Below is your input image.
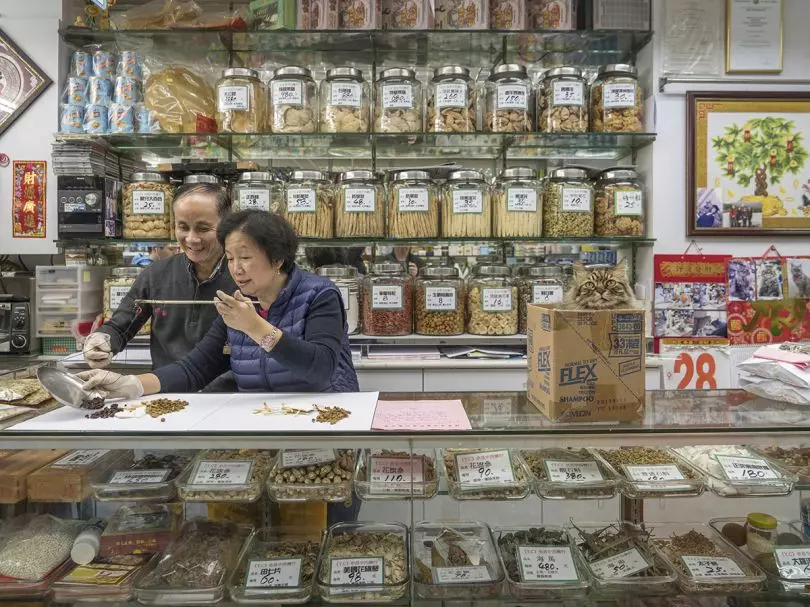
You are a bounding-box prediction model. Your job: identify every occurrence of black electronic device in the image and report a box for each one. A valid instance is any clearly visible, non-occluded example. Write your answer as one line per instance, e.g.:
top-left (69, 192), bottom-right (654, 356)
top-left (57, 175), bottom-right (123, 238)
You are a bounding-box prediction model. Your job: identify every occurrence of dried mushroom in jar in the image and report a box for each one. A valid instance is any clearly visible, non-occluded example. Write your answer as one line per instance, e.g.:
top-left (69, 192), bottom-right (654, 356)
top-left (591, 64), bottom-right (644, 133)
top-left (269, 66), bottom-right (317, 133)
top-left (427, 65), bottom-right (476, 133)
top-left (539, 67), bottom-right (588, 133)
top-left (123, 172), bottom-right (174, 239)
top-left (375, 67), bottom-right (422, 133)
top-left (216, 68), bottom-right (264, 134)
top-left (320, 67), bottom-right (369, 133)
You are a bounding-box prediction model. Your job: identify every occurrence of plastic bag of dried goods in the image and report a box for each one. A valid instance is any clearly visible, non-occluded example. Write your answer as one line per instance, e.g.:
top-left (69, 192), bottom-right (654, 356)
top-left (739, 371), bottom-right (810, 406)
top-left (0, 515), bottom-right (84, 580)
top-left (737, 343), bottom-right (810, 389)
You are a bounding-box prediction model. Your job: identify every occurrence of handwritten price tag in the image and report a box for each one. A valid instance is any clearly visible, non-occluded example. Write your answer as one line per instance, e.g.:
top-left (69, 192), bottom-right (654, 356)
top-left (281, 449), bottom-right (335, 468)
top-left (370, 456), bottom-right (424, 495)
top-left (545, 460), bottom-right (604, 483)
top-left (109, 469), bottom-right (170, 485)
top-left (518, 546), bottom-right (579, 581)
top-left (246, 558), bottom-right (302, 588)
top-left (590, 548), bottom-right (649, 579)
top-left (330, 557), bottom-right (384, 586)
top-left (623, 464), bottom-right (685, 483)
top-left (715, 455), bottom-right (778, 481)
top-left (434, 566), bottom-right (491, 583)
top-left (681, 556), bottom-right (745, 578)
top-left (191, 460), bottom-right (253, 486)
top-left (774, 548), bottom-right (810, 579)
top-left (455, 449), bottom-right (514, 487)
top-left (53, 449), bottom-right (110, 468)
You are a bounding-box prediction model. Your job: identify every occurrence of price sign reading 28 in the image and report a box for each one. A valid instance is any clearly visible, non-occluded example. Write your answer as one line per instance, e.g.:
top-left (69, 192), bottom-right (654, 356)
top-left (672, 352), bottom-right (718, 389)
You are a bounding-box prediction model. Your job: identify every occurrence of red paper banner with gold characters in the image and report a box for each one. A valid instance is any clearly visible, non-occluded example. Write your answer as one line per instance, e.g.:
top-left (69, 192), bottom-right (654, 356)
top-left (12, 161), bottom-right (46, 238)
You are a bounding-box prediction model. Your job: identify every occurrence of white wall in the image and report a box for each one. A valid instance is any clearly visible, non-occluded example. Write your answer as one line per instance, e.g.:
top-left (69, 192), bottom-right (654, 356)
top-left (0, 1), bottom-right (61, 255)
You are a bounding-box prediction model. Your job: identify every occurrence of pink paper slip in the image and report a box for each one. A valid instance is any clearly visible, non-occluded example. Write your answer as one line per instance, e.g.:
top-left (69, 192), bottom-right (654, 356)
top-left (753, 347), bottom-right (810, 369)
top-left (372, 400), bottom-right (472, 431)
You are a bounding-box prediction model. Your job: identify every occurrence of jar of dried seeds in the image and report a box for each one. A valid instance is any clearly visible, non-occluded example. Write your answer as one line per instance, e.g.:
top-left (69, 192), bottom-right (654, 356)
top-left (415, 266), bottom-right (465, 336)
top-left (427, 65), bottom-right (476, 133)
top-left (232, 171), bottom-right (283, 213)
top-left (283, 170), bottom-right (334, 239)
top-left (492, 166), bottom-right (542, 237)
top-left (441, 169), bottom-right (492, 238)
top-left (594, 167), bottom-right (644, 236)
top-left (543, 167), bottom-right (594, 237)
top-left (467, 264), bottom-right (518, 335)
top-left (591, 64), bottom-right (644, 133)
top-left (362, 262), bottom-right (413, 336)
top-left (540, 66), bottom-right (588, 133)
top-left (374, 68), bottom-right (422, 133)
top-left (269, 66), bottom-right (318, 133)
top-left (123, 172), bottom-right (174, 239)
top-left (518, 264), bottom-right (564, 333)
top-left (387, 170), bottom-right (439, 239)
top-left (320, 67), bottom-right (369, 133)
top-left (486, 64), bottom-right (532, 132)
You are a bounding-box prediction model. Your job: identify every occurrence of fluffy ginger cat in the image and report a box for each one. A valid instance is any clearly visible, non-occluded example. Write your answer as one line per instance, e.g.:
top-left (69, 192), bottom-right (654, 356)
top-left (563, 260), bottom-right (639, 310)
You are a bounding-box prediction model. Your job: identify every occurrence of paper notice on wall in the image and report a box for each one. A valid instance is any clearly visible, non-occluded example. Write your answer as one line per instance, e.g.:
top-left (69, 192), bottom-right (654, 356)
top-left (662, 0), bottom-right (723, 75)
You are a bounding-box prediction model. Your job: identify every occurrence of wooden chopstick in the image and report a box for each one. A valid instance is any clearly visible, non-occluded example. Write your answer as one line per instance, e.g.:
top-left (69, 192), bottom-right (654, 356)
top-left (134, 299), bottom-right (262, 305)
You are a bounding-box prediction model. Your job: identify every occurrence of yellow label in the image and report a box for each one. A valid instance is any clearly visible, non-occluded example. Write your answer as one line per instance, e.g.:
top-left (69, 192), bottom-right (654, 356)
top-left (62, 563), bottom-right (137, 586)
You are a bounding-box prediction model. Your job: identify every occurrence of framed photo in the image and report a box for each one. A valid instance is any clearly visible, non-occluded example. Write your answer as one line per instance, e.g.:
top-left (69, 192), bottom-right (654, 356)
top-left (687, 91), bottom-right (810, 236)
top-left (725, 0), bottom-right (783, 74)
top-left (0, 28), bottom-right (52, 138)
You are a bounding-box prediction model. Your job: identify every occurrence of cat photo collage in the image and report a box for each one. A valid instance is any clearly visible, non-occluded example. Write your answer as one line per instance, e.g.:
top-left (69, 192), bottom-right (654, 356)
top-left (726, 257), bottom-right (810, 302)
top-left (654, 282), bottom-right (727, 338)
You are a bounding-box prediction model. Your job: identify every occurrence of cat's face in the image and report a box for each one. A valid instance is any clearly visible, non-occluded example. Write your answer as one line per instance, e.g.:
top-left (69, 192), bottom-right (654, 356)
top-left (568, 261), bottom-right (636, 310)
top-left (792, 263), bottom-right (804, 279)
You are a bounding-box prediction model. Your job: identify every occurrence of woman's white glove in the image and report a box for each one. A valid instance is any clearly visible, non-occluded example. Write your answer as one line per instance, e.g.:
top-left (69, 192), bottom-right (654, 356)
top-left (77, 370), bottom-right (144, 400)
top-left (82, 333), bottom-right (113, 369)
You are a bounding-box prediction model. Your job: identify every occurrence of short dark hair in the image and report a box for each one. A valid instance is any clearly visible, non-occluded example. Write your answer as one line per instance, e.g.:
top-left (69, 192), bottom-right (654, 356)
top-left (174, 183), bottom-right (232, 217)
top-left (217, 210), bottom-right (299, 273)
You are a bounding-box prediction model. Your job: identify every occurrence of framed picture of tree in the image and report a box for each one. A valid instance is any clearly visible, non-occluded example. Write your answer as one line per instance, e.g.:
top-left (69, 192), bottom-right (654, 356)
top-left (687, 91), bottom-right (810, 236)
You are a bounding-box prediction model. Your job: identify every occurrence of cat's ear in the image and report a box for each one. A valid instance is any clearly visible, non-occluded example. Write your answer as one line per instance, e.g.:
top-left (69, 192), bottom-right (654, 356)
top-left (613, 258), bottom-right (629, 280)
top-left (572, 262), bottom-right (588, 281)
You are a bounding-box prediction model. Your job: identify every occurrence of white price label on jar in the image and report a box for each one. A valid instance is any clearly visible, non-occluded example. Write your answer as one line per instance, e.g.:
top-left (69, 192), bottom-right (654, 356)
top-left (281, 449), bottom-right (335, 468)
top-left (397, 188), bottom-right (429, 212)
top-left (452, 190), bottom-right (483, 214)
top-left (602, 83), bottom-right (636, 109)
top-left (532, 285), bottom-right (563, 304)
top-left (330, 557), bottom-right (384, 585)
top-left (218, 85), bottom-right (250, 111)
top-left (382, 84), bottom-right (413, 109)
top-left (483, 398), bottom-right (513, 416)
top-left (614, 190), bottom-right (643, 216)
top-left (774, 548), bottom-right (810, 578)
top-left (338, 287), bottom-right (350, 311)
top-left (246, 558), bottom-right (302, 588)
top-left (436, 83), bottom-right (467, 108)
top-left (507, 187), bottom-right (537, 212)
top-left (590, 548), bottom-right (649, 579)
top-left (624, 464), bottom-right (685, 483)
top-left (518, 546), bottom-right (579, 581)
top-left (330, 82), bottom-right (362, 108)
top-left (272, 80), bottom-right (303, 105)
top-left (545, 460), bottom-right (604, 483)
top-left (482, 288), bottom-right (512, 311)
top-left (109, 469), bottom-right (170, 484)
top-left (561, 187), bottom-right (592, 212)
top-left (238, 189), bottom-right (271, 211)
top-left (53, 449), bottom-right (110, 468)
top-left (434, 566), bottom-right (491, 583)
top-left (455, 449), bottom-right (515, 486)
top-left (370, 456), bottom-right (424, 495)
top-left (552, 81), bottom-right (584, 106)
top-left (497, 84), bottom-right (528, 110)
top-left (425, 287), bottom-right (456, 311)
top-left (715, 455), bottom-right (778, 481)
top-left (286, 188), bottom-right (316, 212)
top-left (681, 556), bottom-right (745, 578)
top-left (372, 285), bottom-right (403, 309)
top-left (109, 285), bottom-right (130, 310)
top-left (132, 190), bottom-right (166, 215)
top-left (191, 460), bottom-right (253, 485)
top-left (344, 187), bottom-right (375, 212)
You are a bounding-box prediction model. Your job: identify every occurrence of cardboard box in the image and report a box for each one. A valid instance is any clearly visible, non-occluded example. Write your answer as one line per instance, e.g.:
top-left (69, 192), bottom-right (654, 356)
top-left (526, 304), bottom-right (645, 423)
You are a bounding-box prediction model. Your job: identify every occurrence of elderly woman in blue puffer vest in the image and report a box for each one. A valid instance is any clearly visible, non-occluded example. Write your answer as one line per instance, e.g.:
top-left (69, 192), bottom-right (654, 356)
top-left (78, 210), bottom-right (359, 397)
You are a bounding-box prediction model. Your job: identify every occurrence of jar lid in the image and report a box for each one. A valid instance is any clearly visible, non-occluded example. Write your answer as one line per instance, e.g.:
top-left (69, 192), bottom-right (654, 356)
top-left (548, 167), bottom-right (589, 181)
top-left (597, 168), bottom-right (638, 182)
top-left (238, 171), bottom-right (274, 183)
top-left (527, 264), bottom-right (563, 278)
top-left (422, 265), bottom-right (459, 278)
top-left (371, 262), bottom-right (405, 274)
top-left (546, 66), bottom-right (583, 79)
top-left (475, 264), bottom-right (511, 277)
top-left (223, 67), bottom-right (259, 79)
top-left (501, 166), bottom-right (536, 180)
top-left (380, 67), bottom-right (415, 80)
top-left (291, 170), bottom-right (327, 181)
top-left (600, 63), bottom-right (638, 77)
top-left (489, 63), bottom-right (527, 80)
top-left (131, 172), bottom-right (166, 183)
top-left (448, 169), bottom-right (485, 182)
top-left (339, 170), bottom-right (375, 182)
top-left (316, 264), bottom-right (357, 278)
top-left (184, 174), bottom-right (220, 185)
top-left (274, 66), bottom-right (312, 78)
top-left (111, 267), bottom-right (141, 278)
top-left (433, 65), bottom-right (470, 80)
top-left (392, 170), bottom-right (430, 182)
top-left (747, 512), bottom-right (777, 530)
top-left (326, 67), bottom-right (364, 81)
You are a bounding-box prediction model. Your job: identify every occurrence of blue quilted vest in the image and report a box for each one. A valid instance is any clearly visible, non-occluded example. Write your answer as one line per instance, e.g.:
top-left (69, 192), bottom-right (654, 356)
top-left (227, 266), bottom-right (359, 393)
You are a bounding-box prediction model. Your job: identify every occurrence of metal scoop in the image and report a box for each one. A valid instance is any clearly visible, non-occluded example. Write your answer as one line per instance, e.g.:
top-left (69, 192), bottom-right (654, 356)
top-left (36, 366), bottom-right (104, 409)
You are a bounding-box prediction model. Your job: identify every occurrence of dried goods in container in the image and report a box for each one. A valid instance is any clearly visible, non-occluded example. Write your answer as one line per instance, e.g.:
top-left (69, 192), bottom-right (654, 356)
top-left (0, 515), bottom-right (84, 582)
top-left (354, 449), bottom-right (438, 499)
top-left (486, 64), bottom-right (533, 132)
top-left (441, 447), bottom-right (530, 499)
top-left (317, 265), bottom-right (361, 335)
top-left (232, 171), bottom-right (283, 213)
top-left (490, 0), bottom-right (528, 29)
top-left (539, 66), bottom-right (588, 133)
top-left (177, 449), bottom-right (273, 503)
top-left (93, 451), bottom-right (195, 502)
top-left (374, 68), bottom-right (422, 133)
top-left (467, 264), bottom-right (518, 336)
top-left (543, 166), bottom-right (594, 237)
top-left (269, 66), bottom-right (317, 133)
top-left (123, 172), bottom-right (174, 239)
top-left (415, 266), bottom-right (465, 336)
top-left (267, 449), bottom-right (355, 502)
top-left (27, 449), bottom-right (127, 503)
top-left (320, 67), bottom-right (369, 133)
top-left (335, 170), bottom-right (385, 237)
top-left (427, 65), bottom-right (476, 133)
top-left (100, 504), bottom-right (179, 557)
top-left (435, 0), bottom-right (489, 29)
top-left (216, 68), bottom-right (264, 133)
top-left (521, 447), bottom-right (618, 500)
top-left (594, 446), bottom-right (705, 499)
top-left (283, 170), bottom-right (335, 238)
top-left (594, 167), bottom-right (645, 236)
top-left (340, 0), bottom-right (383, 28)
top-left (104, 267), bottom-right (151, 336)
top-left (362, 262), bottom-right (413, 336)
top-left (529, 0), bottom-right (577, 29)
top-left (387, 170), bottom-right (439, 238)
top-left (492, 166), bottom-right (542, 237)
top-left (383, 0), bottom-right (432, 28)
top-left (517, 264), bottom-right (564, 333)
top-left (591, 64), bottom-right (644, 133)
top-left (441, 169), bottom-right (492, 237)
top-left (751, 445), bottom-right (810, 484)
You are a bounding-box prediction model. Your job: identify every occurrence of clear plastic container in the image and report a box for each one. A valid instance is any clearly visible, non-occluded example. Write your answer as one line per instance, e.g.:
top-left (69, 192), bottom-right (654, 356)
top-left (441, 169), bottom-right (492, 238)
top-left (543, 166), bottom-right (594, 237)
top-left (316, 265), bottom-right (360, 335)
top-left (414, 266), bottom-right (465, 336)
top-left (387, 170), bottom-right (439, 239)
top-left (283, 170), bottom-right (334, 239)
top-left (486, 64), bottom-right (532, 133)
top-left (539, 66), bottom-right (589, 133)
top-left (176, 450), bottom-right (273, 503)
top-left (412, 521), bottom-right (504, 599)
top-left (100, 504), bottom-right (180, 557)
top-left (594, 167), bottom-right (645, 236)
top-left (266, 449), bottom-right (354, 503)
top-left (269, 66), bottom-right (317, 133)
top-left (52, 553), bottom-right (157, 603)
top-left (466, 264), bottom-right (518, 336)
top-left (354, 449), bottom-right (438, 500)
top-left (92, 450), bottom-right (196, 502)
top-left (123, 172), bottom-right (174, 239)
top-left (592, 447), bottom-right (706, 499)
top-left (521, 447), bottom-right (619, 501)
top-left (374, 67), bottom-right (422, 133)
top-left (217, 67), bottom-right (264, 133)
top-left (439, 448), bottom-right (531, 500)
top-left (591, 63), bottom-right (644, 133)
top-left (518, 264), bottom-right (564, 334)
top-left (232, 171), bottom-right (283, 213)
top-left (362, 262), bottom-right (413, 336)
top-left (750, 445), bottom-right (810, 485)
top-left (427, 65), bottom-right (476, 133)
top-left (494, 526), bottom-right (591, 599)
top-left (492, 166), bottom-right (543, 237)
top-left (316, 522), bottom-right (409, 602)
top-left (335, 170), bottom-right (385, 238)
top-left (320, 67), bottom-right (369, 133)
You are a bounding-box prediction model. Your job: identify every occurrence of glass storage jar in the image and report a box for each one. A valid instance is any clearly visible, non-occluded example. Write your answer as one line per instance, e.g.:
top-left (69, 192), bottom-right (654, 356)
top-left (543, 167), bottom-right (594, 237)
top-left (320, 67), bottom-right (369, 133)
top-left (232, 171), bottom-right (283, 213)
top-left (103, 267), bottom-right (152, 336)
top-left (269, 66), bottom-right (317, 133)
top-left (486, 64), bottom-right (532, 133)
top-left (518, 264), bottom-right (564, 333)
top-left (415, 266), bottom-right (465, 336)
top-left (283, 170), bottom-right (334, 239)
top-left (441, 169), bottom-right (491, 238)
top-left (374, 68), bottom-right (422, 133)
top-left (216, 67), bottom-right (263, 133)
top-left (492, 166), bottom-right (542, 237)
top-left (317, 265), bottom-right (361, 335)
top-left (594, 167), bottom-right (644, 236)
top-left (539, 66), bottom-right (588, 133)
top-left (335, 170), bottom-right (385, 238)
top-left (746, 512), bottom-right (777, 557)
top-left (591, 64), bottom-right (644, 133)
top-left (123, 172), bottom-right (174, 239)
top-left (427, 65), bottom-right (476, 133)
top-left (387, 170), bottom-right (439, 239)
top-left (362, 262), bottom-right (413, 336)
top-left (467, 264), bottom-right (518, 336)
